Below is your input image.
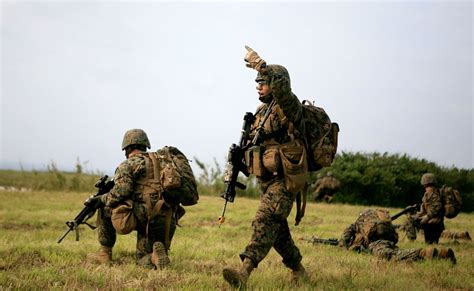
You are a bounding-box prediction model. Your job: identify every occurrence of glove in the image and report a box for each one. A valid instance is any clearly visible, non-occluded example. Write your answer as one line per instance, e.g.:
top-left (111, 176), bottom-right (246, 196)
top-left (420, 215), bottom-right (430, 225)
top-left (88, 196), bottom-right (105, 209)
top-left (244, 45), bottom-right (266, 71)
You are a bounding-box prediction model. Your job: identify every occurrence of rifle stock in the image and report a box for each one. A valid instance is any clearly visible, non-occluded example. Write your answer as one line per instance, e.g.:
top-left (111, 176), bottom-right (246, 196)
top-left (57, 175), bottom-right (114, 243)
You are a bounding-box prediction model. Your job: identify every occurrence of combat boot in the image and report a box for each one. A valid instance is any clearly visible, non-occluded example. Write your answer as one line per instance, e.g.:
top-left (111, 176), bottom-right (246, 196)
top-left (420, 247), bottom-right (438, 260)
top-left (457, 231), bottom-right (471, 241)
top-left (151, 241), bottom-right (170, 270)
top-left (290, 262), bottom-right (307, 283)
top-left (87, 246), bottom-right (112, 264)
top-left (223, 258), bottom-right (255, 288)
top-left (438, 248), bottom-right (456, 265)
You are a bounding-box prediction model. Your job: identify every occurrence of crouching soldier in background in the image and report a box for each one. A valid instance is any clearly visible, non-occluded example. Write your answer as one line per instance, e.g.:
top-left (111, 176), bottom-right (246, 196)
top-left (312, 172), bottom-right (340, 203)
top-left (340, 209), bottom-right (456, 264)
top-left (87, 129), bottom-right (179, 269)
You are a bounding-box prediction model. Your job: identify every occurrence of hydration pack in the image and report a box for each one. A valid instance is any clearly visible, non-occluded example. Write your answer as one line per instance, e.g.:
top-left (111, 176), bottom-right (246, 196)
top-left (441, 185), bottom-right (462, 218)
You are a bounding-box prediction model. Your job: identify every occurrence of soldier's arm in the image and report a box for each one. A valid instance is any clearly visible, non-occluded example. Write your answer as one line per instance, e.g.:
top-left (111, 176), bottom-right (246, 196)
top-left (270, 74), bottom-right (303, 126)
top-left (101, 160), bottom-right (136, 208)
top-left (425, 190), bottom-right (443, 218)
top-left (340, 223), bottom-right (356, 248)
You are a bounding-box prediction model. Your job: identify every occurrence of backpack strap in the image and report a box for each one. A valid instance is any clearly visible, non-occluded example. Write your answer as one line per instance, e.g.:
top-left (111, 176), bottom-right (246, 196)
top-left (295, 182), bottom-right (308, 226)
top-left (136, 153), bottom-right (175, 246)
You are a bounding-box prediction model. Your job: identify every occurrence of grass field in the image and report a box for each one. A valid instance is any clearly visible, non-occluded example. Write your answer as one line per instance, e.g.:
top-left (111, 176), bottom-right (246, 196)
top-left (0, 190), bottom-right (473, 290)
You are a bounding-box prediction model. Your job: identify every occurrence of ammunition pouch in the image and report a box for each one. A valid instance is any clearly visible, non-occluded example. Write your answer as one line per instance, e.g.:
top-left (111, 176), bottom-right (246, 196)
top-left (262, 146), bottom-right (281, 175)
top-left (279, 141), bottom-right (308, 193)
top-left (111, 199), bottom-right (137, 235)
top-left (246, 145), bottom-right (264, 177)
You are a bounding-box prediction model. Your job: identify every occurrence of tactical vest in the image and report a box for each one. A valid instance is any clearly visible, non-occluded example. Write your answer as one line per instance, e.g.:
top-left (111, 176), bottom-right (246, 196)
top-left (247, 102), bottom-right (309, 225)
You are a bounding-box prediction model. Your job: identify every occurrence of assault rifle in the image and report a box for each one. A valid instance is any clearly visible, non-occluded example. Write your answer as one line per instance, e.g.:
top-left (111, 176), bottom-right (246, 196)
top-left (218, 100), bottom-right (277, 225)
top-left (300, 236), bottom-right (339, 246)
top-left (390, 204), bottom-right (419, 221)
top-left (57, 175), bottom-right (115, 243)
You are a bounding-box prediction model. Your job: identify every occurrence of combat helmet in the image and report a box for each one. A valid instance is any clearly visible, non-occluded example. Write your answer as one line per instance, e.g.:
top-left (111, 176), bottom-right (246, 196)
top-left (255, 64), bottom-right (291, 87)
top-left (121, 129), bottom-right (151, 150)
top-left (420, 173), bottom-right (437, 186)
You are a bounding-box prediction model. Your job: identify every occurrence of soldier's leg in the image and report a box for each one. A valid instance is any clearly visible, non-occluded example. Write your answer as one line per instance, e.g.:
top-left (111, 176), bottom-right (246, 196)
top-left (223, 180), bottom-right (294, 288)
top-left (369, 240), bottom-right (423, 262)
top-left (441, 230), bottom-right (471, 241)
top-left (423, 224), bottom-right (444, 244)
top-left (273, 220), bottom-right (302, 269)
top-left (87, 209), bottom-right (116, 263)
top-left (239, 180), bottom-right (295, 266)
top-left (403, 215), bottom-right (418, 241)
top-left (368, 240), bottom-right (398, 261)
top-left (440, 230), bottom-right (456, 240)
top-left (135, 224), bottom-right (153, 268)
top-left (149, 213), bottom-right (177, 269)
top-left (273, 220), bottom-right (305, 282)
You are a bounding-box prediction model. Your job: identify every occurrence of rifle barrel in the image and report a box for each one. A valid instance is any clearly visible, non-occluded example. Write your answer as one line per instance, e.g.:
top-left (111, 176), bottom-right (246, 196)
top-left (57, 228), bottom-right (72, 244)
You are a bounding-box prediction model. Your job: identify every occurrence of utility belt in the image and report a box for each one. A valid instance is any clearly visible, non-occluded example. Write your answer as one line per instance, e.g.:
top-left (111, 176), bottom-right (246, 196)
top-left (245, 140), bottom-right (308, 194)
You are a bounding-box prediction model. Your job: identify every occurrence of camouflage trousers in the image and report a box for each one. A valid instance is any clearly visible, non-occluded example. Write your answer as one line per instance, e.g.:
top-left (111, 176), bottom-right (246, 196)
top-left (422, 223), bottom-right (444, 244)
top-left (440, 230), bottom-right (471, 240)
top-left (96, 208), bottom-right (176, 262)
top-left (240, 179), bottom-right (302, 269)
top-left (401, 215), bottom-right (446, 244)
top-left (368, 240), bottom-right (422, 262)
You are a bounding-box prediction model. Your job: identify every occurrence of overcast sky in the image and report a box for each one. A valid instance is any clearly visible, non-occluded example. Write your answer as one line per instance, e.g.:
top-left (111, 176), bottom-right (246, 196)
top-left (1, 1), bottom-right (472, 176)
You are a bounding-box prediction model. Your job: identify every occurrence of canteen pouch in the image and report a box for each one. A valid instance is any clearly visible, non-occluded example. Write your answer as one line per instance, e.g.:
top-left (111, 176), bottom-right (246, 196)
top-left (262, 147), bottom-right (281, 175)
top-left (111, 200), bottom-right (137, 235)
top-left (279, 142), bottom-right (308, 193)
top-left (246, 145), bottom-right (264, 177)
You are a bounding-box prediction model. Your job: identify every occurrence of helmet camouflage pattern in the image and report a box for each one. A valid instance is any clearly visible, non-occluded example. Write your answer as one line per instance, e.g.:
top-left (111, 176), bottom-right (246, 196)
top-left (420, 173), bottom-right (437, 186)
top-left (255, 64), bottom-right (291, 87)
top-left (121, 129), bottom-right (151, 150)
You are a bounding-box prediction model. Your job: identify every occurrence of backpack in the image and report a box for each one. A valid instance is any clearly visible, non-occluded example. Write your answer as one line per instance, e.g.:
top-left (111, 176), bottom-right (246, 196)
top-left (300, 100), bottom-right (339, 171)
top-left (156, 146), bottom-right (199, 206)
top-left (441, 186), bottom-right (462, 218)
top-left (354, 209), bottom-right (398, 248)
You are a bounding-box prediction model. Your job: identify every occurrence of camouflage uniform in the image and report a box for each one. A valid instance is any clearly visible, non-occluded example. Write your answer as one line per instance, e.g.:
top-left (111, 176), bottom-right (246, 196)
top-left (340, 209), bottom-right (424, 262)
top-left (98, 152), bottom-right (176, 263)
top-left (418, 187), bottom-right (445, 244)
top-left (401, 213), bottom-right (419, 241)
top-left (440, 230), bottom-right (471, 241)
top-left (239, 65), bottom-right (305, 270)
top-left (313, 174), bottom-right (341, 202)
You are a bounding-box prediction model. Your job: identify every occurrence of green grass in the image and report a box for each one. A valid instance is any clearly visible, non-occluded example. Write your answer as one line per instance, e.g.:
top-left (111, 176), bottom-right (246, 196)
top-left (0, 190), bottom-right (473, 290)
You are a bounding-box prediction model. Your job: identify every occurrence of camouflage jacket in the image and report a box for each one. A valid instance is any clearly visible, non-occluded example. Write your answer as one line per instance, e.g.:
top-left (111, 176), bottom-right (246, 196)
top-left (340, 209), bottom-right (398, 251)
top-left (249, 83), bottom-right (304, 147)
top-left (314, 176), bottom-right (341, 192)
top-left (247, 77), bottom-right (305, 184)
top-left (418, 187), bottom-right (444, 224)
top-left (101, 152), bottom-right (147, 210)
